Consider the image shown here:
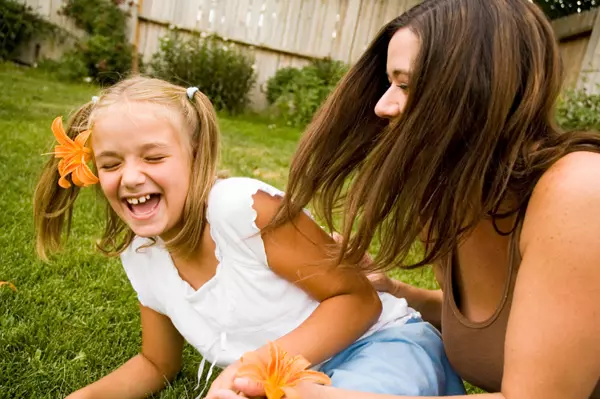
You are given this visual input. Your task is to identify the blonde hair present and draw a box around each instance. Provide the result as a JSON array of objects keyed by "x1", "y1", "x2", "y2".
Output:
[{"x1": 34, "y1": 76, "x2": 221, "y2": 260}]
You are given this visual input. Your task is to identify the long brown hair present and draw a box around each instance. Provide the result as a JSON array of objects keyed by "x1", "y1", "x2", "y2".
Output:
[
  {"x1": 34, "y1": 76, "x2": 220, "y2": 260},
  {"x1": 272, "y1": 0, "x2": 600, "y2": 270}
]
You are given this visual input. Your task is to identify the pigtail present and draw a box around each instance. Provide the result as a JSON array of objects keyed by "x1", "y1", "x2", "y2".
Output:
[
  {"x1": 33, "y1": 103, "x2": 94, "y2": 260},
  {"x1": 165, "y1": 89, "x2": 221, "y2": 258}
]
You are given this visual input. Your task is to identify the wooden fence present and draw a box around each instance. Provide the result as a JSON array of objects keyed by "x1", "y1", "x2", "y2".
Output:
[
  {"x1": 133, "y1": 0, "x2": 422, "y2": 108},
  {"x1": 18, "y1": 0, "x2": 421, "y2": 108},
  {"x1": 552, "y1": 8, "x2": 600, "y2": 91},
  {"x1": 16, "y1": 0, "x2": 600, "y2": 108}
]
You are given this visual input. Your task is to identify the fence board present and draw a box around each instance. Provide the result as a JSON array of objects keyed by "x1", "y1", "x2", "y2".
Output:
[
  {"x1": 331, "y1": 0, "x2": 362, "y2": 62},
  {"x1": 317, "y1": 0, "x2": 339, "y2": 57},
  {"x1": 293, "y1": 0, "x2": 315, "y2": 54},
  {"x1": 257, "y1": 0, "x2": 277, "y2": 45},
  {"x1": 270, "y1": 0, "x2": 290, "y2": 49}
]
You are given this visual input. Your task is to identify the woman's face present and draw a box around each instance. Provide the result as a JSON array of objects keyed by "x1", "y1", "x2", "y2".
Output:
[{"x1": 374, "y1": 27, "x2": 420, "y2": 119}]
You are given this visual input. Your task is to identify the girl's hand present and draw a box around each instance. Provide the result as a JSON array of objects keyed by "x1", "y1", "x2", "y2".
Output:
[
  {"x1": 207, "y1": 362, "x2": 242, "y2": 396},
  {"x1": 206, "y1": 378, "x2": 265, "y2": 399},
  {"x1": 64, "y1": 391, "x2": 91, "y2": 399},
  {"x1": 206, "y1": 390, "x2": 247, "y2": 399}
]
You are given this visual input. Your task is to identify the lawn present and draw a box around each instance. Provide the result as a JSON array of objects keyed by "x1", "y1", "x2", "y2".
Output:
[{"x1": 0, "y1": 62, "x2": 467, "y2": 398}]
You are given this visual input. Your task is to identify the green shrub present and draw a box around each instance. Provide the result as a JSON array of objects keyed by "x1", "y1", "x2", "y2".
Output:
[
  {"x1": 60, "y1": 0, "x2": 129, "y2": 37},
  {"x1": 556, "y1": 86, "x2": 600, "y2": 131},
  {"x1": 0, "y1": 0, "x2": 63, "y2": 61},
  {"x1": 266, "y1": 58, "x2": 348, "y2": 127},
  {"x1": 149, "y1": 30, "x2": 256, "y2": 114},
  {"x1": 55, "y1": 0, "x2": 136, "y2": 85},
  {"x1": 265, "y1": 67, "x2": 302, "y2": 105}
]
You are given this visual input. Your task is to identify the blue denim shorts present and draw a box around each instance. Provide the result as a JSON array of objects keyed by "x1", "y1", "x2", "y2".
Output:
[{"x1": 318, "y1": 318, "x2": 466, "y2": 396}]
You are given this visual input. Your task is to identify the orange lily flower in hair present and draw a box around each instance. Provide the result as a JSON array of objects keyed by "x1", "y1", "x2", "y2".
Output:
[
  {"x1": 51, "y1": 116, "x2": 98, "y2": 188},
  {"x1": 237, "y1": 342, "x2": 332, "y2": 399}
]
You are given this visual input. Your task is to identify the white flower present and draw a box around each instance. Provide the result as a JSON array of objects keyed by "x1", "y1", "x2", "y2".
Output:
[{"x1": 83, "y1": 77, "x2": 92, "y2": 83}]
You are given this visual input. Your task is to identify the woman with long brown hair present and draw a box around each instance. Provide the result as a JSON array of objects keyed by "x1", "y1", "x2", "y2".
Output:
[{"x1": 211, "y1": 0, "x2": 600, "y2": 398}]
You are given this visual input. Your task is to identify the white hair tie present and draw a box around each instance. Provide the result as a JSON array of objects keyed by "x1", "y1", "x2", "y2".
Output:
[
  {"x1": 186, "y1": 87, "x2": 199, "y2": 100},
  {"x1": 91, "y1": 96, "x2": 99, "y2": 104}
]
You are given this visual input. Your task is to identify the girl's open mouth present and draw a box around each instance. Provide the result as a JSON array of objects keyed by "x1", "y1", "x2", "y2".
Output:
[{"x1": 123, "y1": 193, "x2": 161, "y2": 218}]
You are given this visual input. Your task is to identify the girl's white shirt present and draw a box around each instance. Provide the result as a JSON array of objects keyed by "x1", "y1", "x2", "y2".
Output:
[{"x1": 120, "y1": 177, "x2": 418, "y2": 386}]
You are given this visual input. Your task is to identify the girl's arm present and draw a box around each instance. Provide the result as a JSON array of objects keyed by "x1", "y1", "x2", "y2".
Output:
[
  {"x1": 67, "y1": 304, "x2": 184, "y2": 399},
  {"x1": 253, "y1": 190, "x2": 382, "y2": 365}
]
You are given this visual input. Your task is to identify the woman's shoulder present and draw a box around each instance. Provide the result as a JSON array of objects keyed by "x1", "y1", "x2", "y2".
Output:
[
  {"x1": 522, "y1": 151, "x2": 600, "y2": 248},
  {"x1": 531, "y1": 151, "x2": 600, "y2": 205}
]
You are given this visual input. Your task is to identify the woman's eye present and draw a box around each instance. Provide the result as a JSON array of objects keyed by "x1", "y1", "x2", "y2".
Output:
[{"x1": 397, "y1": 83, "x2": 409, "y2": 91}]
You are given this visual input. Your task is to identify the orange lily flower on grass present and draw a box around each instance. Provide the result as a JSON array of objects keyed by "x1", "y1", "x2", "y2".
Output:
[
  {"x1": 237, "y1": 342, "x2": 332, "y2": 399},
  {"x1": 0, "y1": 281, "x2": 17, "y2": 292},
  {"x1": 51, "y1": 116, "x2": 98, "y2": 188}
]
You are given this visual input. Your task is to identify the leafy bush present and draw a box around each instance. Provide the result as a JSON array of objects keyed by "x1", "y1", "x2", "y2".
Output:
[
  {"x1": 55, "y1": 0, "x2": 136, "y2": 85},
  {"x1": 0, "y1": 0, "x2": 63, "y2": 61},
  {"x1": 265, "y1": 67, "x2": 302, "y2": 104},
  {"x1": 60, "y1": 0, "x2": 129, "y2": 37},
  {"x1": 556, "y1": 86, "x2": 600, "y2": 131},
  {"x1": 266, "y1": 58, "x2": 348, "y2": 127},
  {"x1": 149, "y1": 30, "x2": 256, "y2": 114}
]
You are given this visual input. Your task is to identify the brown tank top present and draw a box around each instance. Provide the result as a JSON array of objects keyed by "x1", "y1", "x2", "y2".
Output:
[{"x1": 441, "y1": 223, "x2": 600, "y2": 397}]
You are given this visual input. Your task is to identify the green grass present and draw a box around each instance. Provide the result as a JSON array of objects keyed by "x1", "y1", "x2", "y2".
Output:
[{"x1": 0, "y1": 62, "x2": 479, "y2": 397}]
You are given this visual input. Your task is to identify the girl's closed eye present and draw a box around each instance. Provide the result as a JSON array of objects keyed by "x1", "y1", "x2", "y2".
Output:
[
  {"x1": 99, "y1": 162, "x2": 120, "y2": 170},
  {"x1": 145, "y1": 155, "x2": 168, "y2": 162}
]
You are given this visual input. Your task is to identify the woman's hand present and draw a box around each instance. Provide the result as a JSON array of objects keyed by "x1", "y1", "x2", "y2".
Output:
[{"x1": 366, "y1": 272, "x2": 397, "y2": 293}]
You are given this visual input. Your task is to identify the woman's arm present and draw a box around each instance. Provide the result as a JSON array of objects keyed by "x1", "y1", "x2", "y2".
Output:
[
  {"x1": 499, "y1": 153, "x2": 600, "y2": 398},
  {"x1": 253, "y1": 191, "x2": 382, "y2": 365},
  {"x1": 67, "y1": 304, "x2": 184, "y2": 399}
]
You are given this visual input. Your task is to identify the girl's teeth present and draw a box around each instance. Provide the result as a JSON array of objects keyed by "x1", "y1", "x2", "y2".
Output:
[{"x1": 127, "y1": 194, "x2": 154, "y2": 204}]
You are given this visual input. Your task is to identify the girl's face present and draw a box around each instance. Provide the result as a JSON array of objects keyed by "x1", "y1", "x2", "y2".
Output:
[
  {"x1": 92, "y1": 102, "x2": 192, "y2": 240},
  {"x1": 374, "y1": 27, "x2": 420, "y2": 119}
]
